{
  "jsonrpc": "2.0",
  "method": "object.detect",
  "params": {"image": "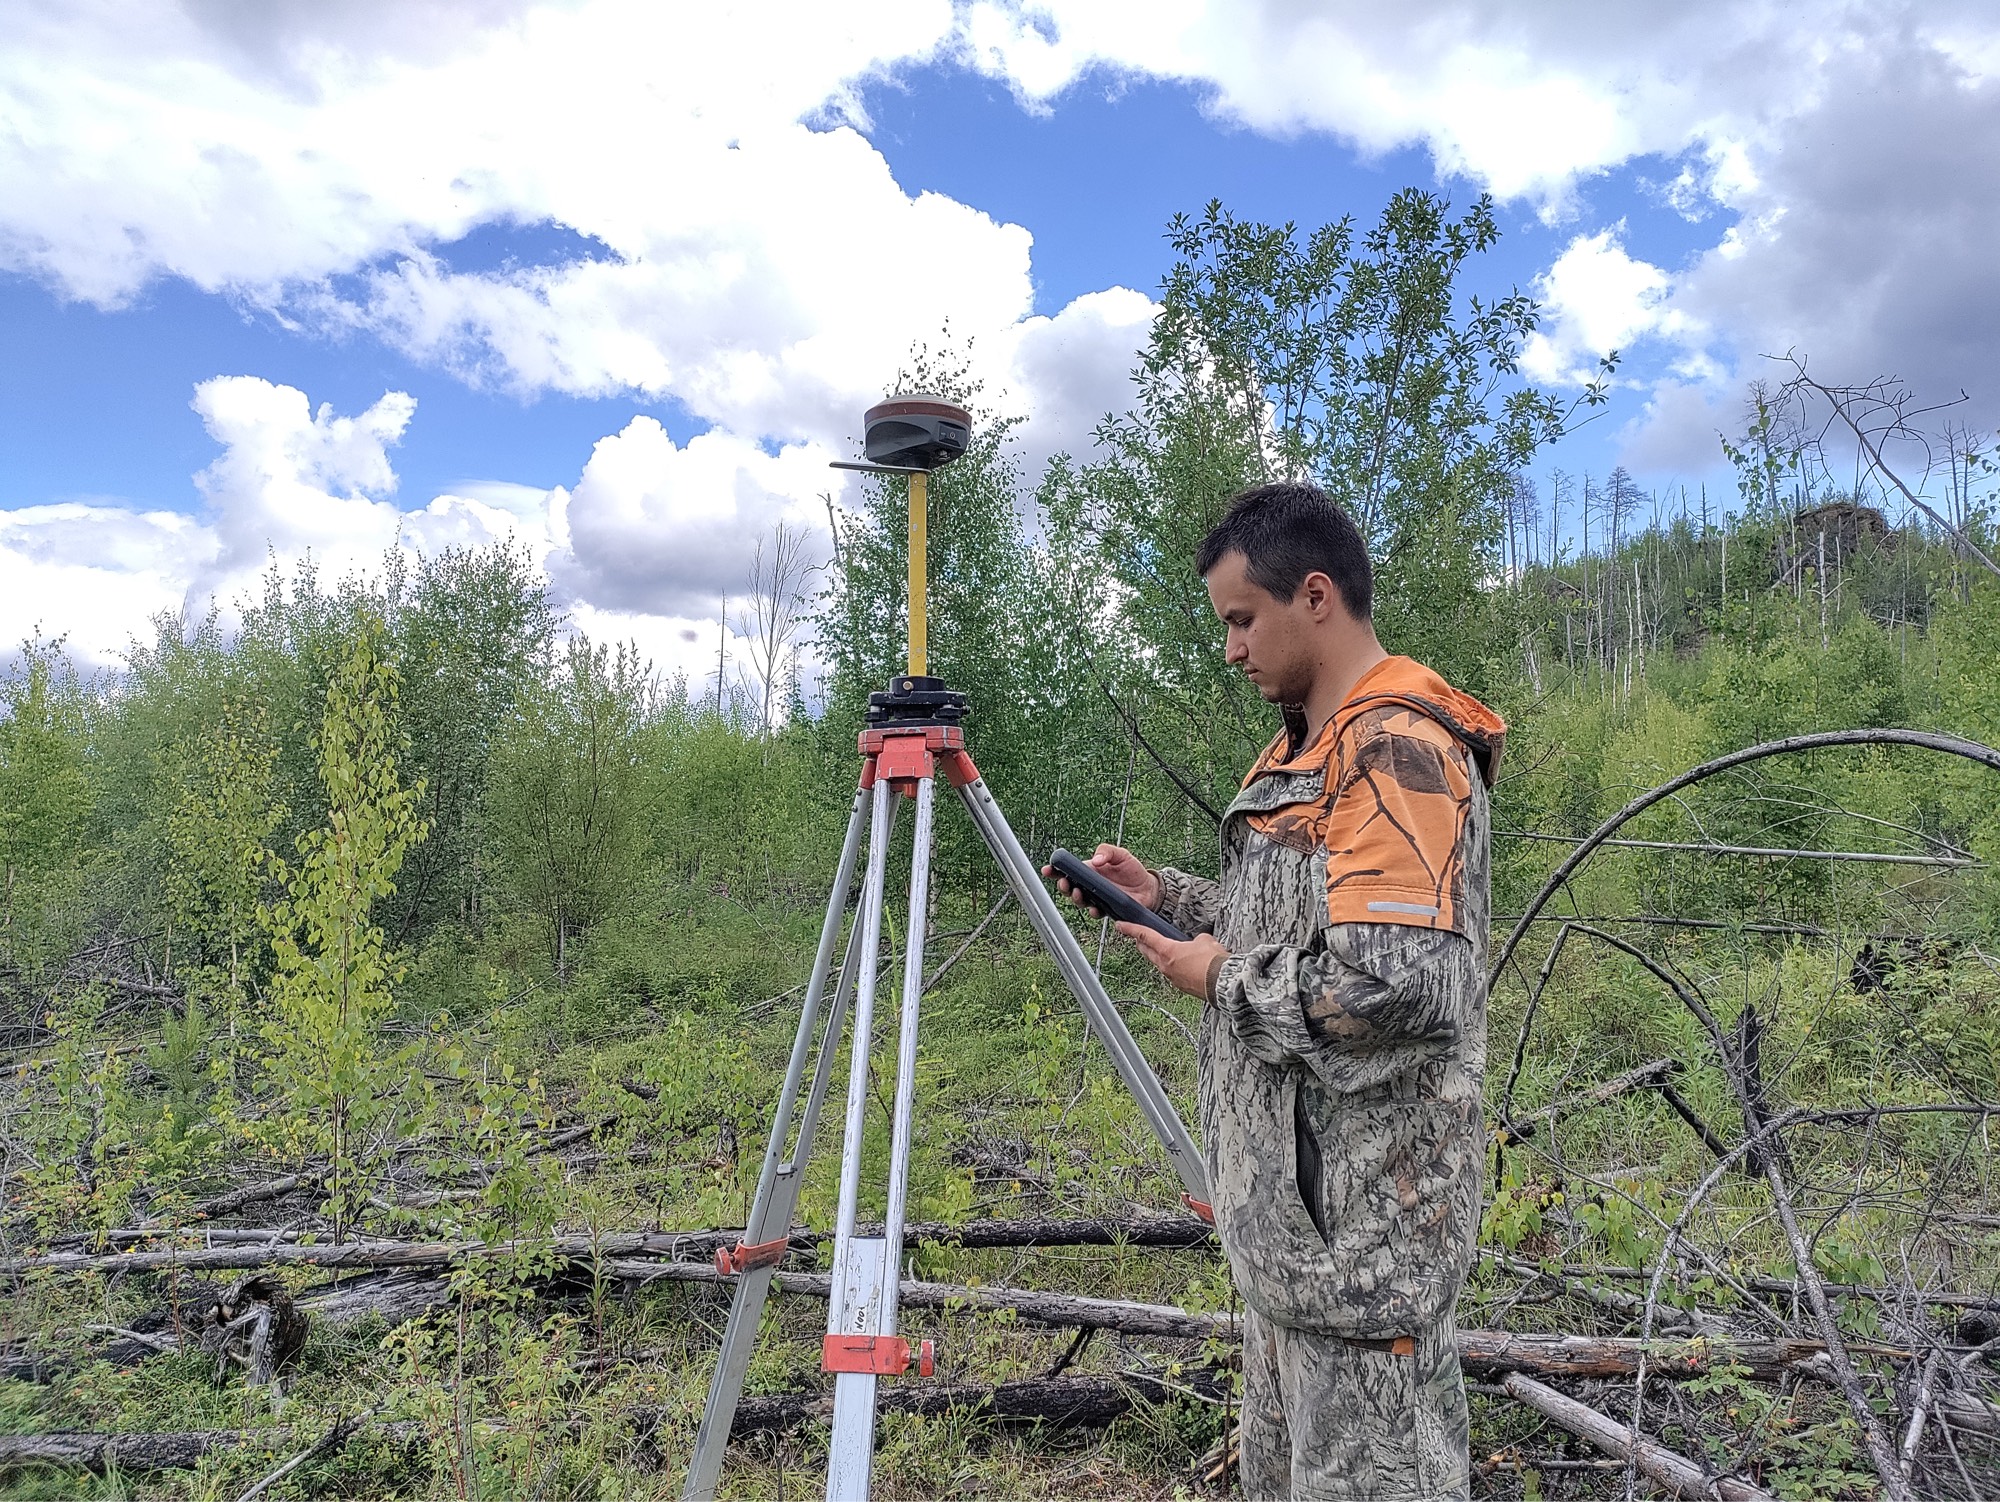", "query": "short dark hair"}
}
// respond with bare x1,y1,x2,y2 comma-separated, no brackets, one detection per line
1195,482,1372,618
